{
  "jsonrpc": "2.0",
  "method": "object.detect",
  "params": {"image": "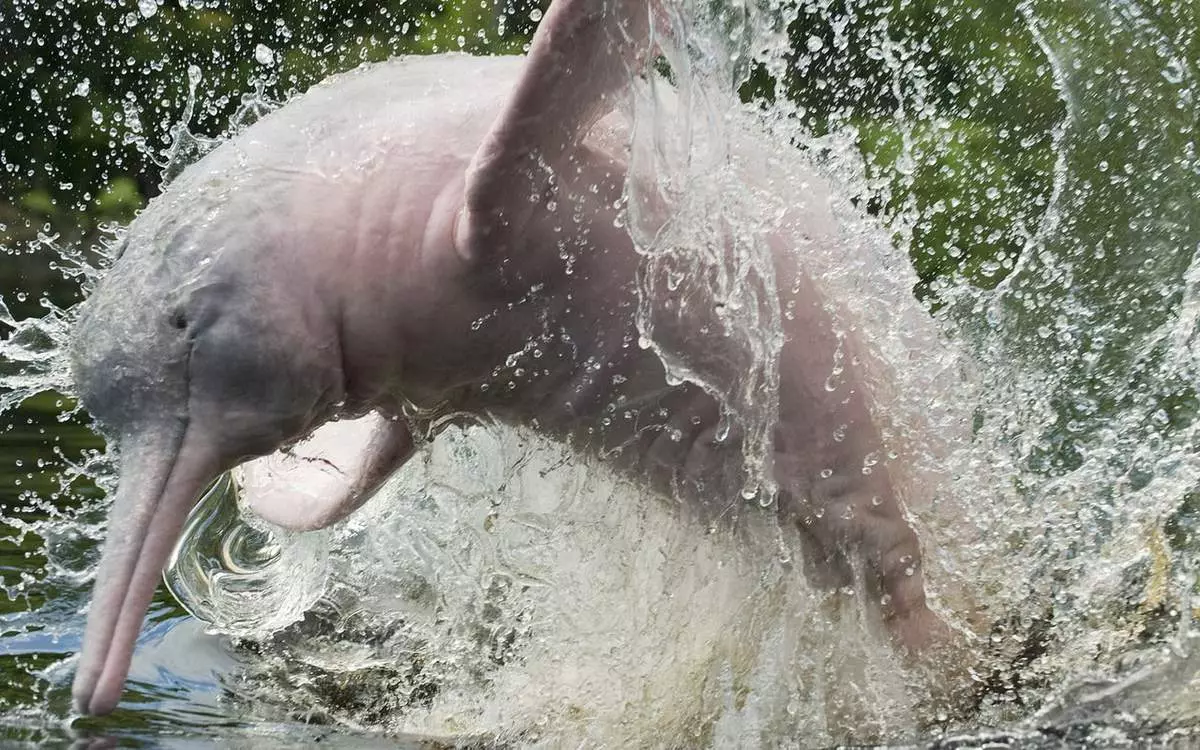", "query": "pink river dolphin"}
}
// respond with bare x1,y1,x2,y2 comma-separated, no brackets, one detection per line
69,0,952,716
